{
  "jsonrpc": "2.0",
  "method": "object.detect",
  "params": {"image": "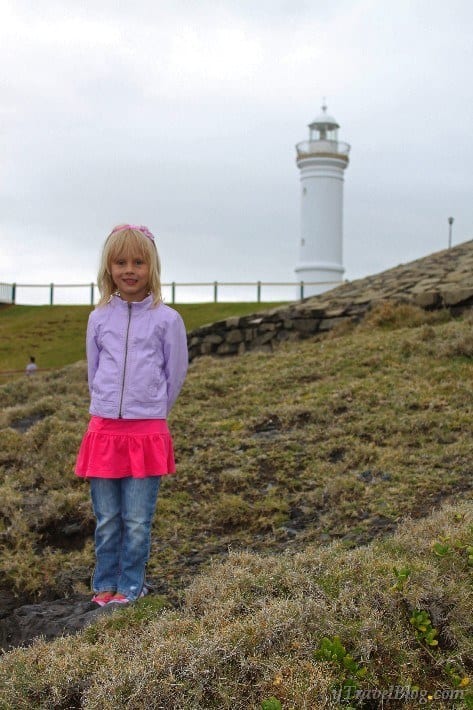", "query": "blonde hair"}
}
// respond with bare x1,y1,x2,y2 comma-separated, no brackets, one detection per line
97,226,162,306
